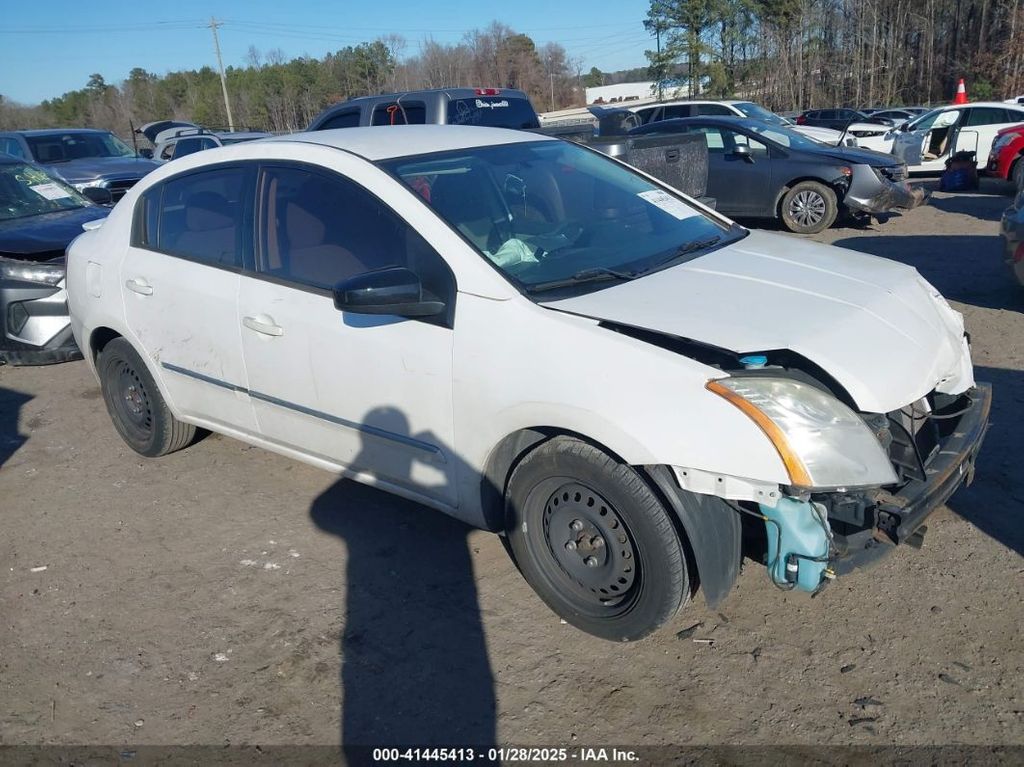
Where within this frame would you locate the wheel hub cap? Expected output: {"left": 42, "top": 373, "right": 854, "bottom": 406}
{"left": 790, "top": 190, "right": 826, "bottom": 226}
{"left": 543, "top": 483, "right": 636, "bottom": 601}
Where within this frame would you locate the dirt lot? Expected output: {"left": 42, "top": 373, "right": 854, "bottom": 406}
{"left": 2, "top": 179, "right": 1023, "bottom": 752}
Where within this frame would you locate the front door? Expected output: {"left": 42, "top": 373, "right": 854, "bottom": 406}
{"left": 693, "top": 126, "right": 772, "bottom": 215}
{"left": 238, "top": 162, "right": 458, "bottom": 507}
{"left": 121, "top": 164, "right": 258, "bottom": 434}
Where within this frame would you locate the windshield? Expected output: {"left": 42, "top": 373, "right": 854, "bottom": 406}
{"left": 26, "top": 132, "right": 135, "bottom": 163}
{"left": 744, "top": 122, "right": 823, "bottom": 150}
{"left": 446, "top": 97, "right": 540, "bottom": 129}
{"left": 733, "top": 102, "right": 788, "bottom": 127}
{"left": 0, "top": 163, "right": 90, "bottom": 221}
{"left": 382, "top": 140, "right": 737, "bottom": 294}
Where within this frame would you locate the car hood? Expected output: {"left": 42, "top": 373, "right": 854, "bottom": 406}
{"left": 0, "top": 206, "right": 109, "bottom": 260}
{"left": 43, "top": 156, "right": 161, "bottom": 184}
{"left": 545, "top": 230, "right": 972, "bottom": 413}
{"left": 812, "top": 144, "right": 901, "bottom": 166}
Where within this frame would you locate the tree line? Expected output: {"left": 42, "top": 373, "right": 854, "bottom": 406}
{"left": 0, "top": 22, "right": 582, "bottom": 135}
{"left": 645, "top": 0, "right": 1024, "bottom": 109}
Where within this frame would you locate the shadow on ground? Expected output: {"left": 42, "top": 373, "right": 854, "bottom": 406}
{"left": 947, "top": 365, "right": 1024, "bottom": 558}
{"left": 0, "top": 385, "right": 32, "bottom": 468}
{"left": 832, "top": 234, "right": 1023, "bottom": 312}
{"left": 308, "top": 408, "right": 496, "bottom": 753}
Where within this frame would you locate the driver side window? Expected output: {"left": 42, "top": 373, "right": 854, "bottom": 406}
{"left": 256, "top": 164, "right": 455, "bottom": 305}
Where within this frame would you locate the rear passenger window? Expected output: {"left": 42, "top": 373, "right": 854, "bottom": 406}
{"left": 318, "top": 110, "right": 361, "bottom": 130}
{"left": 371, "top": 102, "right": 426, "bottom": 126}
{"left": 663, "top": 105, "right": 692, "bottom": 119}
{"left": 695, "top": 104, "right": 733, "bottom": 116}
{"left": 257, "top": 165, "right": 453, "bottom": 303}
{"left": 152, "top": 167, "right": 246, "bottom": 267}
{"left": 964, "top": 107, "right": 1011, "bottom": 127}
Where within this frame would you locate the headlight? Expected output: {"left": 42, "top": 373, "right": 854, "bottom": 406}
{"left": 0, "top": 258, "right": 65, "bottom": 286}
{"left": 707, "top": 376, "right": 898, "bottom": 490}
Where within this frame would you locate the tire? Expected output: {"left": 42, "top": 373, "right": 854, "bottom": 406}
{"left": 779, "top": 180, "right": 838, "bottom": 234}
{"left": 1012, "top": 158, "right": 1024, "bottom": 192}
{"left": 97, "top": 338, "right": 195, "bottom": 457}
{"left": 505, "top": 437, "right": 688, "bottom": 641}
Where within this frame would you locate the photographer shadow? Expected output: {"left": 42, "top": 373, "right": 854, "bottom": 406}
{"left": 308, "top": 407, "right": 496, "bottom": 755}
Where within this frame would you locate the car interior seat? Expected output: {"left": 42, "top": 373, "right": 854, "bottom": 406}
{"left": 428, "top": 170, "right": 509, "bottom": 253}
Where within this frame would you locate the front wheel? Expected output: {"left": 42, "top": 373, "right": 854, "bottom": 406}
{"left": 505, "top": 437, "right": 689, "bottom": 641}
{"left": 780, "top": 180, "right": 838, "bottom": 234}
{"left": 97, "top": 337, "right": 195, "bottom": 457}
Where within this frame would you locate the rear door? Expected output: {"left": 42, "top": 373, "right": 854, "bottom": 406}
{"left": 121, "top": 164, "right": 259, "bottom": 434}
{"left": 958, "top": 107, "right": 1024, "bottom": 167}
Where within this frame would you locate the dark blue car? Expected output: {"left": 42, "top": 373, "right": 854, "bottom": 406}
{"left": 0, "top": 154, "right": 109, "bottom": 364}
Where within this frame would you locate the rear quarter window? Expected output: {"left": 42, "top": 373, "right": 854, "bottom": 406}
{"left": 446, "top": 97, "right": 540, "bottom": 129}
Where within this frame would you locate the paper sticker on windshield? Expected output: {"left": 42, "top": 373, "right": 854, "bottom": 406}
{"left": 637, "top": 190, "right": 693, "bottom": 220}
{"left": 30, "top": 183, "right": 72, "bottom": 201}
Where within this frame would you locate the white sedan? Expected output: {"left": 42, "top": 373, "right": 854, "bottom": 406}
{"left": 67, "top": 126, "right": 991, "bottom": 640}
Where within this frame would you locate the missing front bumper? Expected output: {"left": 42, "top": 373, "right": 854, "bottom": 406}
{"left": 831, "top": 383, "right": 992, "bottom": 573}
{"left": 844, "top": 164, "right": 928, "bottom": 215}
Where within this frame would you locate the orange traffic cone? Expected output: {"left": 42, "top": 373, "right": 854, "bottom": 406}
{"left": 952, "top": 78, "right": 968, "bottom": 104}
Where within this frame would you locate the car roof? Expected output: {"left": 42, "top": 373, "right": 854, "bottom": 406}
{"left": 3, "top": 128, "right": 112, "bottom": 136}
{"left": 342, "top": 87, "right": 530, "bottom": 102}
{"left": 934, "top": 101, "right": 1024, "bottom": 110}
{"left": 265, "top": 125, "right": 553, "bottom": 161}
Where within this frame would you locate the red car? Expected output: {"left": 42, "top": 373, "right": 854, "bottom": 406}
{"left": 987, "top": 124, "right": 1024, "bottom": 187}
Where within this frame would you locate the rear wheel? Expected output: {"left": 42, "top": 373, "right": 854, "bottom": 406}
{"left": 505, "top": 437, "right": 689, "bottom": 641}
{"left": 780, "top": 181, "right": 838, "bottom": 234}
{"left": 1012, "top": 157, "right": 1024, "bottom": 192}
{"left": 97, "top": 338, "right": 194, "bottom": 457}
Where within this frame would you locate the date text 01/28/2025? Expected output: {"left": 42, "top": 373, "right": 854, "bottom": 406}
{"left": 370, "top": 747, "right": 640, "bottom": 762}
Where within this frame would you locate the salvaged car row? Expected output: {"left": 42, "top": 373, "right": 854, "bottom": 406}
{"left": 2, "top": 88, "right": 1015, "bottom": 640}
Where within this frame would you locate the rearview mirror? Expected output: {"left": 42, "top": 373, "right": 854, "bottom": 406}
{"left": 333, "top": 267, "right": 445, "bottom": 318}
{"left": 138, "top": 147, "right": 154, "bottom": 159}
{"left": 81, "top": 187, "right": 113, "bottom": 205}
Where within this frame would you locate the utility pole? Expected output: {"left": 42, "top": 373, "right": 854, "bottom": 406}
{"left": 550, "top": 73, "right": 555, "bottom": 111}
{"left": 656, "top": 26, "right": 664, "bottom": 101}
{"left": 209, "top": 17, "right": 235, "bottom": 132}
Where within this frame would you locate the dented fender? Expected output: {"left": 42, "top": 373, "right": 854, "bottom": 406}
{"left": 844, "top": 164, "right": 927, "bottom": 214}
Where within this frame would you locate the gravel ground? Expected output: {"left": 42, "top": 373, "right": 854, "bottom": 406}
{"left": 1, "top": 179, "right": 1022, "bottom": 753}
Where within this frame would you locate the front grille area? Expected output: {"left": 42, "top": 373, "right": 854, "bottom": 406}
{"left": 102, "top": 178, "right": 140, "bottom": 201}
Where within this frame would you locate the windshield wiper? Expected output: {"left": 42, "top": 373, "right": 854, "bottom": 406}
{"left": 526, "top": 266, "right": 638, "bottom": 293}
{"left": 641, "top": 235, "right": 723, "bottom": 274}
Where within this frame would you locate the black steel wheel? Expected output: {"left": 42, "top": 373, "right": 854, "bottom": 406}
{"left": 506, "top": 437, "right": 689, "bottom": 641}
{"left": 780, "top": 180, "right": 838, "bottom": 234}
{"left": 97, "top": 338, "right": 195, "bottom": 457}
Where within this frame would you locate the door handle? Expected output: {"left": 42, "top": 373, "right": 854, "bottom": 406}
{"left": 125, "top": 277, "right": 153, "bottom": 296}
{"left": 242, "top": 315, "right": 284, "bottom": 337}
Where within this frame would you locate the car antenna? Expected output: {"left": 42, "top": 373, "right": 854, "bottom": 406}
{"left": 129, "top": 119, "right": 139, "bottom": 158}
{"left": 835, "top": 116, "right": 853, "bottom": 148}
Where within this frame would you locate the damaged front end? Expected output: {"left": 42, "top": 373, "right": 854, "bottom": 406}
{"left": 844, "top": 163, "right": 927, "bottom": 216}
{"left": 0, "top": 254, "right": 82, "bottom": 366}
{"left": 734, "top": 383, "right": 991, "bottom": 596}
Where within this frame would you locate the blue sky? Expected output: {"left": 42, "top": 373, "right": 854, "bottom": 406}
{"left": 0, "top": 0, "right": 653, "bottom": 105}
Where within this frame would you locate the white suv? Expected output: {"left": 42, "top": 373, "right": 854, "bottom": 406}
{"left": 67, "top": 126, "right": 990, "bottom": 640}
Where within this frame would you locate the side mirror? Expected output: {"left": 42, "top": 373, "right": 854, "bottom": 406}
{"left": 81, "top": 186, "right": 113, "bottom": 205}
{"left": 138, "top": 147, "right": 154, "bottom": 159}
{"left": 732, "top": 144, "right": 754, "bottom": 162}
{"left": 333, "top": 267, "right": 445, "bottom": 318}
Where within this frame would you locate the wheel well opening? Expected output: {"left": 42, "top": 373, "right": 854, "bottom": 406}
{"left": 482, "top": 428, "right": 630, "bottom": 533}
{"left": 90, "top": 327, "right": 121, "bottom": 361}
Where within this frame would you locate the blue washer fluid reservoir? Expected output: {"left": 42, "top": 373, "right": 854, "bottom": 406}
{"left": 759, "top": 497, "right": 831, "bottom": 592}
{"left": 740, "top": 354, "right": 768, "bottom": 369}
